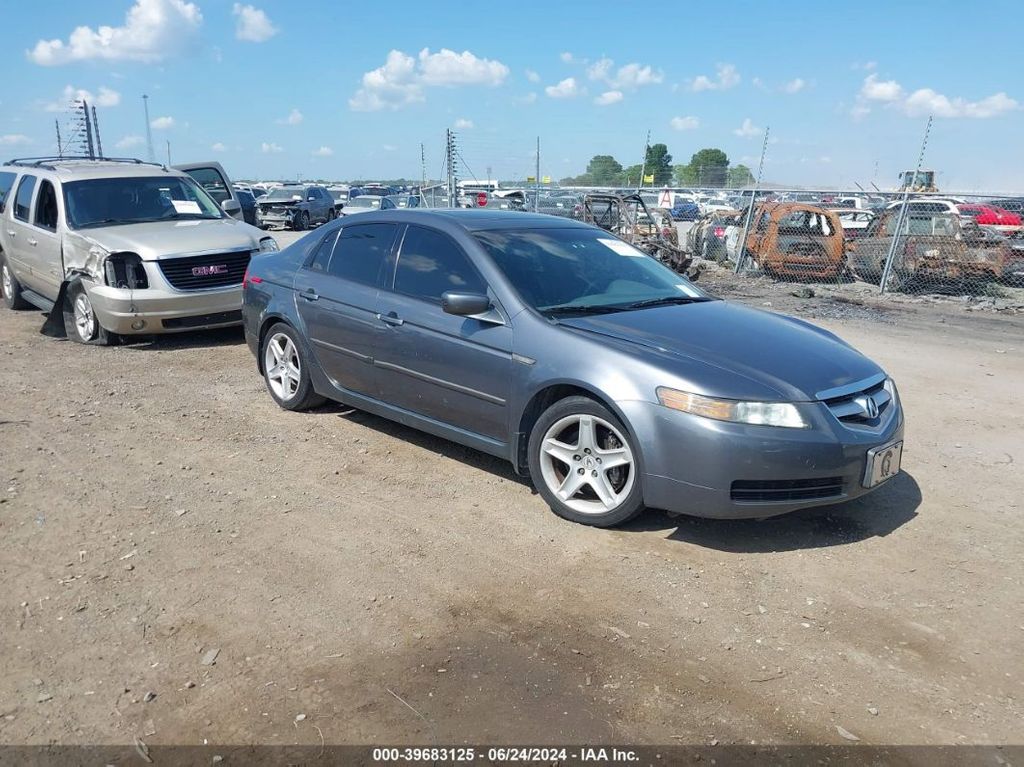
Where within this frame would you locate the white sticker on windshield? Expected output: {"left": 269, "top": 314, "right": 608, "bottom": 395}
{"left": 675, "top": 283, "right": 700, "bottom": 296}
{"left": 598, "top": 238, "right": 646, "bottom": 257}
{"left": 172, "top": 200, "right": 202, "bottom": 214}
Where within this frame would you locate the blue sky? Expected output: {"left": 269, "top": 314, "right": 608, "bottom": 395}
{"left": 1, "top": 0, "right": 1022, "bottom": 191}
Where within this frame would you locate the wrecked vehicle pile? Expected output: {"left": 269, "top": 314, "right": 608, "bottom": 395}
{"left": 743, "top": 203, "right": 847, "bottom": 281}
{"left": 581, "top": 192, "right": 693, "bottom": 273}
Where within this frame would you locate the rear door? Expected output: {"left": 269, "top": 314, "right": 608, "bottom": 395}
{"left": 24, "top": 178, "right": 64, "bottom": 299}
{"left": 293, "top": 222, "right": 399, "bottom": 396}
{"left": 373, "top": 224, "right": 513, "bottom": 441}
{"left": 0, "top": 170, "right": 21, "bottom": 270}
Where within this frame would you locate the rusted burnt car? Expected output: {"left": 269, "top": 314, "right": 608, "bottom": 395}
{"left": 848, "top": 208, "right": 1024, "bottom": 289}
{"left": 581, "top": 193, "right": 692, "bottom": 272}
{"left": 743, "top": 203, "right": 846, "bottom": 281}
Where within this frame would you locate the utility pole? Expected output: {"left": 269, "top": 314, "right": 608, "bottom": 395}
{"left": 735, "top": 126, "right": 771, "bottom": 274}
{"left": 80, "top": 101, "right": 96, "bottom": 160}
{"left": 142, "top": 94, "right": 155, "bottom": 162}
{"left": 420, "top": 143, "right": 426, "bottom": 193}
{"left": 91, "top": 105, "right": 103, "bottom": 159}
{"left": 445, "top": 129, "right": 459, "bottom": 208}
{"left": 636, "top": 129, "right": 651, "bottom": 192}
{"left": 535, "top": 136, "right": 540, "bottom": 212}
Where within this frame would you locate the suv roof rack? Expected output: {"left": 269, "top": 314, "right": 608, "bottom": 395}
{"left": 5, "top": 156, "right": 167, "bottom": 171}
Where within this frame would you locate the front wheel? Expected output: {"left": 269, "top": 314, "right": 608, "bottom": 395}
{"left": 528, "top": 396, "right": 644, "bottom": 527}
{"left": 261, "top": 323, "right": 325, "bottom": 411}
{"left": 65, "top": 285, "right": 113, "bottom": 345}
{"left": 293, "top": 211, "right": 309, "bottom": 231}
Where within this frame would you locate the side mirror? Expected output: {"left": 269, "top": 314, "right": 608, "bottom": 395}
{"left": 222, "top": 199, "right": 241, "bottom": 215}
{"left": 442, "top": 291, "right": 491, "bottom": 317}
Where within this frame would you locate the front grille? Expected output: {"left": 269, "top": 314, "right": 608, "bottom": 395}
{"left": 731, "top": 477, "right": 844, "bottom": 503}
{"left": 823, "top": 379, "right": 891, "bottom": 427}
{"left": 158, "top": 250, "right": 252, "bottom": 291}
{"left": 161, "top": 310, "right": 242, "bottom": 329}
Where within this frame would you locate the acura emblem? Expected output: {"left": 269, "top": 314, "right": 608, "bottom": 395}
{"left": 854, "top": 395, "right": 879, "bottom": 419}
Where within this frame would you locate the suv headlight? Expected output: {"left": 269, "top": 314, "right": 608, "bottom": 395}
{"left": 258, "top": 237, "right": 279, "bottom": 253}
{"left": 657, "top": 387, "right": 809, "bottom": 428}
{"left": 103, "top": 252, "right": 149, "bottom": 289}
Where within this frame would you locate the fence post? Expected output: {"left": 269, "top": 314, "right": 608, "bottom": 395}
{"left": 735, "top": 126, "right": 770, "bottom": 274}
{"left": 880, "top": 116, "right": 932, "bottom": 294}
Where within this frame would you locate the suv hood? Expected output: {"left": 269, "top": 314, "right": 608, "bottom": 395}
{"left": 72, "top": 218, "right": 263, "bottom": 261}
{"left": 258, "top": 198, "right": 300, "bottom": 207}
{"left": 558, "top": 300, "right": 881, "bottom": 401}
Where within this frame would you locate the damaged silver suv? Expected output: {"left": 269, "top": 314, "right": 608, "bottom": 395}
{"left": 0, "top": 157, "right": 277, "bottom": 344}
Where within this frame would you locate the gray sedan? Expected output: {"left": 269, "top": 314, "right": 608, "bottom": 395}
{"left": 242, "top": 211, "right": 904, "bottom": 527}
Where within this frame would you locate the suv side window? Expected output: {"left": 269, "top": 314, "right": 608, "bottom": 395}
{"left": 13, "top": 175, "right": 37, "bottom": 222}
{"left": 327, "top": 223, "right": 398, "bottom": 286}
{"left": 394, "top": 225, "right": 486, "bottom": 303}
{"left": 33, "top": 180, "right": 59, "bottom": 231}
{"left": 0, "top": 171, "right": 17, "bottom": 214}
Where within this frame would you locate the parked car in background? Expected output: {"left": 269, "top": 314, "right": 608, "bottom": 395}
{"left": 242, "top": 210, "right": 904, "bottom": 527}
{"left": 831, "top": 209, "right": 875, "bottom": 240}
{"left": 956, "top": 203, "right": 1022, "bottom": 233}
{"left": 327, "top": 188, "right": 349, "bottom": 215}
{"left": 0, "top": 157, "right": 276, "bottom": 344}
{"left": 342, "top": 195, "right": 386, "bottom": 215}
{"left": 174, "top": 161, "right": 243, "bottom": 221}
{"left": 257, "top": 184, "right": 335, "bottom": 230}
{"left": 671, "top": 198, "right": 700, "bottom": 221}
{"left": 236, "top": 189, "right": 259, "bottom": 226}
{"left": 985, "top": 198, "right": 1024, "bottom": 218}
{"left": 385, "top": 194, "right": 421, "bottom": 209}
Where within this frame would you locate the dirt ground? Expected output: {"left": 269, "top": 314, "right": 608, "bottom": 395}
{"left": 1, "top": 229, "right": 1022, "bottom": 748}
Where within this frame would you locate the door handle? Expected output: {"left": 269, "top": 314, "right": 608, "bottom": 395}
{"left": 300, "top": 288, "right": 319, "bottom": 301}
{"left": 5, "top": 230, "right": 14, "bottom": 237}
{"left": 27, "top": 238, "right": 38, "bottom": 247}
{"left": 377, "top": 312, "right": 404, "bottom": 327}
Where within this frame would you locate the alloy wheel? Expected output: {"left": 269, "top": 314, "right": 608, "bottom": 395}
{"left": 538, "top": 414, "right": 635, "bottom": 515}
{"left": 1, "top": 264, "right": 12, "bottom": 298}
{"left": 73, "top": 292, "right": 96, "bottom": 341}
{"left": 264, "top": 332, "right": 301, "bottom": 401}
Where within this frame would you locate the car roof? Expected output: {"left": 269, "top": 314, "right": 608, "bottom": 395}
{"left": 1, "top": 158, "right": 186, "bottom": 182}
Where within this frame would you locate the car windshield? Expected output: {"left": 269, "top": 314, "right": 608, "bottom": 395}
{"left": 63, "top": 176, "right": 224, "bottom": 229}
{"left": 330, "top": 190, "right": 348, "bottom": 201}
{"left": 349, "top": 197, "right": 381, "bottom": 209}
{"left": 265, "top": 187, "right": 304, "bottom": 201}
{"left": 474, "top": 227, "right": 710, "bottom": 314}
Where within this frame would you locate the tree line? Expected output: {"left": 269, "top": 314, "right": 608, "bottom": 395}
{"left": 559, "top": 145, "right": 754, "bottom": 188}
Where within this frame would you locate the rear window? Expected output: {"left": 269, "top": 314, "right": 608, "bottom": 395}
{"left": 183, "top": 167, "right": 231, "bottom": 204}
{"left": 326, "top": 223, "right": 398, "bottom": 286}
{"left": 0, "top": 171, "right": 16, "bottom": 211}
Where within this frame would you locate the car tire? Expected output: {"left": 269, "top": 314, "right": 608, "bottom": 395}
{"left": 1, "top": 255, "right": 31, "bottom": 310}
{"left": 528, "top": 396, "right": 645, "bottom": 528}
{"left": 261, "top": 322, "right": 325, "bottom": 411}
{"left": 293, "top": 212, "right": 309, "bottom": 231}
{"left": 64, "top": 285, "right": 113, "bottom": 345}
{"left": 327, "top": 209, "right": 336, "bottom": 222}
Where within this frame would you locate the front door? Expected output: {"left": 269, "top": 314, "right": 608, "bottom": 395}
{"left": 373, "top": 224, "right": 513, "bottom": 441}
{"left": 293, "top": 222, "right": 399, "bottom": 397}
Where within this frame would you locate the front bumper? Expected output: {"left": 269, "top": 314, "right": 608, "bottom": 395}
{"left": 620, "top": 399, "right": 904, "bottom": 519}
{"left": 86, "top": 280, "right": 243, "bottom": 335}
{"left": 257, "top": 208, "right": 297, "bottom": 228}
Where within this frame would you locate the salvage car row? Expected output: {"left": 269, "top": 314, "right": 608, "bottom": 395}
{"left": 0, "top": 155, "right": 905, "bottom": 530}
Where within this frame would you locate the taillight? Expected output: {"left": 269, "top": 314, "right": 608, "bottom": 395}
{"left": 242, "top": 268, "right": 263, "bottom": 288}
{"left": 714, "top": 226, "right": 725, "bottom": 238}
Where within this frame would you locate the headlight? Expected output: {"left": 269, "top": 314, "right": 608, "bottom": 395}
{"left": 883, "top": 377, "right": 900, "bottom": 410}
{"left": 259, "top": 237, "right": 279, "bottom": 253}
{"left": 657, "top": 387, "right": 809, "bottom": 428}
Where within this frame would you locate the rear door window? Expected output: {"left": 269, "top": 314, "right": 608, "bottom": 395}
{"left": 13, "top": 175, "right": 37, "bottom": 222}
{"left": 33, "top": 179, "right": 59, "bottom": 231}
{"left": 0, "top": 171, "right": 17, "bottom": 213}
{"left": 326, "top": 223, "right": 398, "bottom": 286}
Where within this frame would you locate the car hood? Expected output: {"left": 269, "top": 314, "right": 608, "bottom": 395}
{"left": 258, "top": 197, "right": 301, "bottom": 206}
{"left": 557, "top": 300, "right": 881, "bottom": 401}
{"left": 73, "top": 218, "right": 264, "bottom": 261}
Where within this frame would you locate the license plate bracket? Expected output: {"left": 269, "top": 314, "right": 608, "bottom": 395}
{"left": 863, "top": 440, "right": 903, "bottom": 488}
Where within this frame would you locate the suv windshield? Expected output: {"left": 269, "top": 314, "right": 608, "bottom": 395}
{"left": 264, "top": 187, "right": 304, "bottom": 201}
{"left": 348, "top": 197, "right": 381, "bottom": 209}
{"left": 474, "top": 227, "right": 710, "bottom": 314}
{"left": 63, "top": 176, "right": 224, "bottom": 229}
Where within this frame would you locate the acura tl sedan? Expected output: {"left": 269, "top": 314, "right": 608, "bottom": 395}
{"left": 241, "top": 211, "right": 904, "bottom": 527}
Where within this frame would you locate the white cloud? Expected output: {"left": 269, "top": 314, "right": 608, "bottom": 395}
{"left": 545, "top": 77, "right": 578, "bottom": 99}
{"left": 861, "top": 73, "right": 903, "bottom": 102}
{"left": 150, "top": 115, "right": 174, "bottom": 130}
{"left": 381, "top": 144, "right": 397, "bottom": 152}
{"left": 115, "top": 135, "right": 144, "bottom": 149}
{"left": 852, "top": 60, "right": 878, "bottom": 71}
{"left": 232, "top": 3, "right": 277, "bottom": 42}
{"left": 560, "top": 52, "right": 573, "bottom": 63}
{"left": 312, "top": 146, "right": 333, "bottom": 157}
{"left": 690, "top": 63, "right": 740, "bottom": 92}
{"left": 261, "top": 142, "right": 283, "bottom": 153}
{"left": 587, "top": 58, "right": 663, "bottom": 91}
{"left": 453, "top": 117, "right": 474, "bottom": 129}
{"left": 0, "top": 134, "right": 31, "bottom": 146}
{"left": 350, "top": 48, "right": 508, "bottom": 111}
{"left": 733, "top": 118, "right": 761, "bottom": 138}
{"left": 518, "top": 92, "right": 537, "bottom": 104}
{"left": 45, "top": 85, "right": 121, "bottom": 112}
{"left": 276, "top": 108, "right": 303, "bottom": 125}
{"left": 594, "top": 90, "right": 623, "bottom": 106}
{"left": 782, "top": 78, "right": 806, "bottom": 94}
{"left": 670, "top": 115, "right": 699, "bottom": 131}
{"left": 211, "top": 142, "right": 226, "bottom": 152}
{"left": 525, "top": 69, "right": 540, "bottom": 83}
{"left": 28, "top": 0, "right": 202, "bottom": 66}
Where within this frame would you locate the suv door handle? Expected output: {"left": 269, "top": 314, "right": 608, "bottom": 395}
{"left": 377, "top": 312, "right": 404, "bottom": 327}
{"left": 5, "top": 230, "right": 14, "bottom": 238}
{"left": 300, "top": 288, "right": 319, "bottom": 301}
{"left": 27, "top": 238, "right": 38, "bottom": 247}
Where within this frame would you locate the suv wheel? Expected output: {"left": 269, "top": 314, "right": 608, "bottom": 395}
{"left": 293, "top": 211, "right": 309, "bottom": 231}
{"left": 65, "top": 285, "right": 113, "bottom": 345}
{"left": 528, "top": 396, "right": 644, "bottom": 527}
{"left": 1, "top": 256, "right": 31, "bottom": 310}
{"left": 261, "top": 323, "right": 325, "bottom": 411}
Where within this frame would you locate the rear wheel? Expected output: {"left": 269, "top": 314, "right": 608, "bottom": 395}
{"left": 65, "top": 285, "right": 113, "bottom": 345}
{"left": 261, "top": 323, "right": 325, "bottom": 411}
{"left": 528, "top": 396, "right": 644, "bottom": 527}
{"left": 1, "top": 256, "right": 31, "bottom": 310}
